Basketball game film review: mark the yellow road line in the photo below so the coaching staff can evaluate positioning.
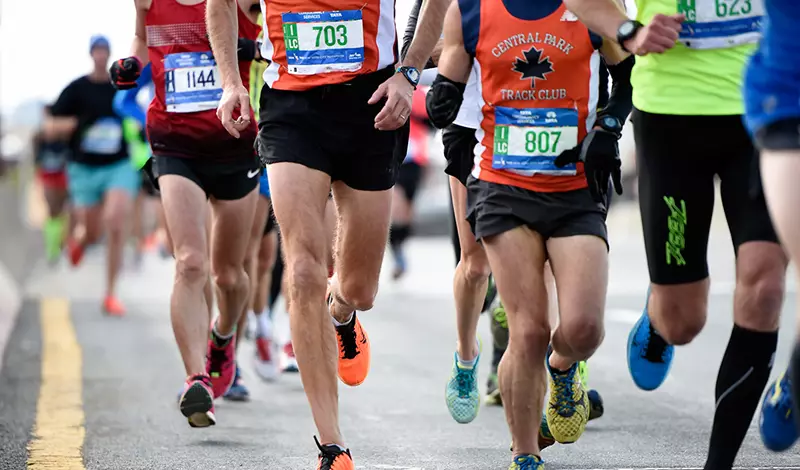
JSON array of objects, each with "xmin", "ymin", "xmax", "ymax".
[{"xmin": 28, "ymin": 298, "xmax": 85, "ymax": 469}]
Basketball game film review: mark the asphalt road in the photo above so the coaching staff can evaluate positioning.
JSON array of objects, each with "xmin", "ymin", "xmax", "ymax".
[{"xmin": 2, "ymin": 204, "xmax": 800, "ymax": 470}]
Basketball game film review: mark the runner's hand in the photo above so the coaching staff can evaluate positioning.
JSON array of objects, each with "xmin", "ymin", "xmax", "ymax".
[
  {"xmin": 217, "ymin": 84, "xmax": 251, "ymax": 139},
  {"xmin": 110, "ymin": 57, "xmax": 142, "ymax": 90},
  {"xmin": 369, "ymin": 73, "xmax": 414, "ymax": 131},
  {"xmin": 624, "ymin": 14, "xmax": 685, "ymax": 55},
  {"xmin": 554, "ymin": 128, "xmax": 622, "ymax": 203}
]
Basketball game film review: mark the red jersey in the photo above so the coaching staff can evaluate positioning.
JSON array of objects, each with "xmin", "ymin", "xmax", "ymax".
[
  {"xmin": 469, "ymin": 2, "xmax": 600, "ymax": 192},
  {"xmin": 258, "ymin": 0, "xmax": 398, "ymax": 91},
  {"xmin": 145, "ymin": 0, "xmax": 261, "ymax": 160}
]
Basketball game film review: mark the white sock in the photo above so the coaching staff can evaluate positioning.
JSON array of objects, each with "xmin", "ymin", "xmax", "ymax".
[
  {"xmin": 256, "ymin": 312, "xmax": 272, "ymax": 338},
  {"xmin": 331, "ymin": 311, "xmax": 354, "ymax": 327}
]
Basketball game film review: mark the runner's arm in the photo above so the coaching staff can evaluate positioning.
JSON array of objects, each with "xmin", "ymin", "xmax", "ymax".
[
  {"xmin": 131, "ymin": 0, "xmax": 151, "ymax": 65},
  {"xmin": 401, "ymin": 0, "xmax": 441, "ymax": 68},
  {"xmin": 401, "ymin": 0, "xmax": 450, "ymax": 71},
  {"xmin": 563, "ymin": 0, "xmax": 630, "ymax": 43},
  {"xmin": 207, "ymin": 0, "xmax": 244, "ymax": 88},
  {"xmin": 44, "ymin": 83, "xmax": 78, "ymax": 141},
  {"xmin": 425, "ymin": 1, "xmax": 470, "ymax": 129}
]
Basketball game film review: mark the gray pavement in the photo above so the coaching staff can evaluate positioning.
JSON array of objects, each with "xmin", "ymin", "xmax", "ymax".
[{"xmin": 2, "ymin": 203, "xmax": 800, "ymax": 469}]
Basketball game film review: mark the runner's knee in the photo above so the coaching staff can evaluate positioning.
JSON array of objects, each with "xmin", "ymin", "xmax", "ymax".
[
  {"xmin": 650, "ymin": 286, "xmax": 707, "ymax": 345},
  {"xmin": 734, "ymin": 248, "xmax": 785, "ymax": 330},
  {"xmin": 338, "ymin": 275, "xmax": 377, "ymax": 312},
  {"xmin": 174, "ymin": 247, "xmax": 208, "ymax": 285},
  {"xmin": 556, "ymin": 314, "xmax": 604, "ymax": 359},
  {"xmin": 287, "ymin": 254, "xmax": 328, "ymax": 306},
  {"xmin": 213, "ymin": 263, "xmax": 247, "ymax": 293},
  {"xmin": 459, "ymin": 245, "xmax": 490, "ymax": 285}
]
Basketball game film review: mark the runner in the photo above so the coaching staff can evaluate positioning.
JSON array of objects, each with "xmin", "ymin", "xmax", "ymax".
[
  {"xmin": 389, "ymin": 87, "xmax": 433, "ymax": 280},
  {"xmin": 34, "ymin": 105, "xmax": 70, "ymax": 264},
  {"xmin": 208, "ymin": 0, "xmax": 449, "ymax": 465},
  {"xmin": 624, "ymin": 0, "xmax": 789, "ymax": 468},
  {"xmin": 429, "ymin": 0, "xmax": 643, "ymax": 464},
  {"xmin": 112, "ymin": 0, "xmax": 262, "ymax": 427},
  {"xmin": 46, "ymin": 34, "xmax": 139, "ymax": 316},
  {"xmin": 744, "ymin": 0, "xmax": 800, "ymax": 452}
]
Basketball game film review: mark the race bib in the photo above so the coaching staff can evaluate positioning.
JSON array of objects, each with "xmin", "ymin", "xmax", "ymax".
[
  {"xmin": 282, "ymin": 10, "xmax": 365, "ymax": 75},
  {"xmin": 164, "ymin": 52, "xmax": 222, "ymax": 113},
  {"xmin": 492, "ymin": 107, "xmax": 579, "ymax": 175},
  {"xmin": 80, "ymin": 118, "xmax": 123, "ymax": 155},
  {"xmin": 677, "ymin": 0, "xmax": 764, "ymax": 49}
]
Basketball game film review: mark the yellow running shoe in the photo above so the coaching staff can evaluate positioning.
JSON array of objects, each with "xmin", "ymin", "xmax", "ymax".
[{"xmin": 545, "ymin": 351, "xmax": 590, "ymax": 443}]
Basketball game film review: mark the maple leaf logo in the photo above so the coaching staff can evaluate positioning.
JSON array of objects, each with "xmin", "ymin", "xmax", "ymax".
[{"xmin": 512, "ymin": 46, "xmax": 553, "ymax": 88}]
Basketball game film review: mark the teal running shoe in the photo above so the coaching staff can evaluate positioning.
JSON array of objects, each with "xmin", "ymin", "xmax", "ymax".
[{"xmin": 445, "ymin": 351, "xmax": 481, "ymax": 423}]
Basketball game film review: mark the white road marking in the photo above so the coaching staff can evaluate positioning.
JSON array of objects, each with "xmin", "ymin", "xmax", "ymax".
[{"xmin": 606, "ymin": 308, "xmax": 642, "ymax": 325}]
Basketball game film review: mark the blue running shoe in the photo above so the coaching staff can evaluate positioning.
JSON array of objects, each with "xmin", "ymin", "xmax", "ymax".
[
  {"xmin": 445, "ymin": 350, "xmax": 481, "ymax": 424},
  {"xmin": 508, "ymin": 454, "xmax": 544, "ymax": 470},
  {"xmin": 627, "ymin": 296, "xmax": 674, "ymax": 391},
  {"xmin": 760, "ymin": 371, "xmax": 798, "ymax": 452},
  {"xmin": 223, "ymin": 365, "xmax": 250, "ymax": 402}
]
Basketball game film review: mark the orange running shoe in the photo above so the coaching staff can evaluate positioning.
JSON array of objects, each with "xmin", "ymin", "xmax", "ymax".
[
  {"xmin": 315, "ymin": 437, "xmax": 354, "ymax": 470},
  {"xmin": 335, "ymin": 312, "xmax": 370, "ymax": 386},
  {"xmin": 103, "ymin": 295, "xmax": 126, "ymax": 316}
]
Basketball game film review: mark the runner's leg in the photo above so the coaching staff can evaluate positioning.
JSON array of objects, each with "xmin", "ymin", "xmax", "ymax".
[{"xmin": 269, "ymin": 162, "xmax": 339, "ymax": 444}]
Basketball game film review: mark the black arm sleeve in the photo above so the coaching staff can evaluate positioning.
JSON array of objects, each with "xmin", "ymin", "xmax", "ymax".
[
  {"xmin": 598, "ymin": 55, "xmax": 634, "ymax": 125},
  {"xmin": 50, "ymin": 81, "xmax": 78, "ymax": 117},
  {"xmin": 401, "ymin": 0, "xmax": 437, "ymax": 69}
]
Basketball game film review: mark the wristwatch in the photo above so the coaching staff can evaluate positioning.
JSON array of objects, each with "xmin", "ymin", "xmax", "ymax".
[
  {"xmin": 597, "ymin": 115, "xmax": 623, "ymax": 138},
  {"xmin": 616, "ymin": 20, "xmax": 644, "ymax": 53},
  {"xmin": 397, "ymin": 66, "xmax": 421, "ymax": 89}
]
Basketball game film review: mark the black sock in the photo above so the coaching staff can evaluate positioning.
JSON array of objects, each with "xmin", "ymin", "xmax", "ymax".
[
  {"xmin": 704, "ymin": 325, "xmax": 777, "ymax": 470},
  {"xmin": 790, "ymin": 341, "xmax": 800, "ymax": 429},
  {"xmin": 389, "ymin": 224, "xmax": 411, "ymax": 251}
]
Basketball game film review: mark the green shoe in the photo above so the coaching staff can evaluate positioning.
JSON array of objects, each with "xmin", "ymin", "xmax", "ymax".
[
  {"xmin": 509, "ymin": 454, "xmax": 544, "ymax": 470},
  {"xmin": 43, "ymin": 216, "xmax": 65, "ymax": 263},
  {"xmin": 491, "ymin": 302, "xmax": 509, "ymax": 350},
  {"xmin": 485, "ymin": 372, "xmax": 502, "ymax": 406}
]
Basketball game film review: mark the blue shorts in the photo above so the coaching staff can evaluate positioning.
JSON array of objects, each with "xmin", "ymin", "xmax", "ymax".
[
  {"xmin": 259, "ymin": 169, "xmax": 270, "ymax": 199},
  {"xmin": 66, "ymin": 159, "xmax": 139, "ymax": 208}
]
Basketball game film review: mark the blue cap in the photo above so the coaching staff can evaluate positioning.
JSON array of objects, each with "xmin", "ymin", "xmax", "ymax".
[{"xmin": 89, "ymin": 34, "xmax": 110, "ymax": 52}]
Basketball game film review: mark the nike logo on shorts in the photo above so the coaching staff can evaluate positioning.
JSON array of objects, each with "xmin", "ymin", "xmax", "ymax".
[{"xmin": 247, "ymin": 169, "xmax": 261, "ymax": 179}]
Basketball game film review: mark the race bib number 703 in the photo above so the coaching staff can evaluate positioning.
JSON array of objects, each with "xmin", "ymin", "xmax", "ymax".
[{"xmin": 282, "ymin": 10, "xmax": 365, "ymax": 75}]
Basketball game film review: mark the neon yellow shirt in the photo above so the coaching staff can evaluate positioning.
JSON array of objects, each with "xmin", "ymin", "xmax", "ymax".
[{"xmin": 632, "ymin": 0, "xmax": 757, "ymax": 116}]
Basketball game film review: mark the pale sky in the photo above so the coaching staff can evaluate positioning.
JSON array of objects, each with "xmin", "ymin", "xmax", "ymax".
[{"xmin": 0, "ymin": 0, "xmax": 635, "ymax": 115}]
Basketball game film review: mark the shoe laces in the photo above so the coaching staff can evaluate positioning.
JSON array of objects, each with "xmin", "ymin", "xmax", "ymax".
[
  {"xmin": 551, "ymin": 369, "xmax": 578, "ymax": 417},
  {"xmin": 455, "ymin": 364, "xmax": 476, "ymax": 398},
  {"xmin": 314, "ymin": 436, "xmax": 351, "ymax": 470},
  {"xmin": 512, "ymin": 454, "xmax": 543, "ymax": 469},
  {"xmin": 336, "ymin": 318, "xmax": 359, "ymax": 360},
  {"xmin": 774, "ymin": 375, "xmax": 795, "ymax": 417},
  {"xmin": 643, "ymin": 323, "xmax": 669, "ymax": 363}
]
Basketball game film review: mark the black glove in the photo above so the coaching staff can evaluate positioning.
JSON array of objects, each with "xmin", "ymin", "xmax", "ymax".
[
  {"xmin": 110, "ymin": 57, "xmax": 142, "ymax": 90},
  {"xmin": 554, "ymin": 128, "xmax": 622, "ymax": 203},
  {"xmin": 426, "ymin": 74, "xmax": 466, "ymax": 129},
  {"xmin": 237, "ymin": 38, "xmax": 259, "ymax": 62}
]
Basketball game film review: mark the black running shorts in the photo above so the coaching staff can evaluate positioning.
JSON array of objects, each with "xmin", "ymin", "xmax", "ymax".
[
  {"xmin": 442, "ymin": 124, "xmax": 477, "ymax": 186},
  {"xmin": 465, "ymin": 176, "xmax": 608, "ymax": 247},
  {"xmin": 755, "ymin": 117, "xmax": 800, "ymax": 151},
  {"xmin": 155, "ymin": 155, "xmax": 259, "ymax": 201},
  {"xmin": 633, "ymin": 109, "xmax": 778, "ymax": 285},
  {"xmin": 257, "ymin": 67, "xmax": 408, "ymax": 192}
]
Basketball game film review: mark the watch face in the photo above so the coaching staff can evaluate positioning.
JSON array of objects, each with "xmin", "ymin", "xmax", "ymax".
[
  {"xmin": 619, "ymin": 21, "xmax": 634, "ymax": 36},
  {"xmin": 408, "ymin": 68, "xmax": 420, "ymax": 82},
  {"xmin": 603, "ymin": 116, "xmax": 618, "ymax": 128}
]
